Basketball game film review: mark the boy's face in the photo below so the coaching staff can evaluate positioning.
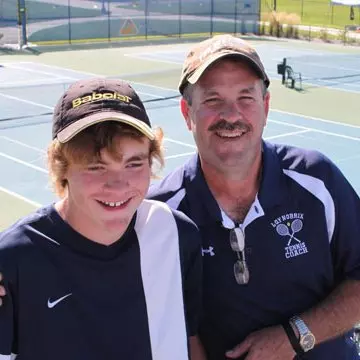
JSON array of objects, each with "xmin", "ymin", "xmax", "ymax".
[{"xmin": 64, "ymin": 135, "xmax": 151, "ymax": 241}]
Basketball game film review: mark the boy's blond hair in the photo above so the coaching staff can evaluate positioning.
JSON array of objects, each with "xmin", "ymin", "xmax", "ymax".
[{"xmin": 47, "ymin": 122, "xmax": 164, "ymax": 198}]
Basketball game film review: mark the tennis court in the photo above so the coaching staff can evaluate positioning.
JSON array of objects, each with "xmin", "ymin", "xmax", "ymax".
[{"xmin": 0, "ymin": 39, "xmax": 359, "ymax": 229}]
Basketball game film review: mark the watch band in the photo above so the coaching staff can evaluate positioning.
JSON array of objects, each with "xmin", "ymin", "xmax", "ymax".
[
  {"xmin": 291, "ymin": 316, "xmax": 309, "ymax": 337},
  {"xmin": 283, "ymin": 321, "xmax": 304, "ymax": 358}
]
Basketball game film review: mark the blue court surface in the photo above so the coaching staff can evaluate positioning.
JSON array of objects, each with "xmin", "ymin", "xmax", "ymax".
[
  {"xmin": 0, "ymin": 60, "xmax": 359, "ymax": 209},
  {"xmin": 125, "ymin": 43, "xmax": 360, "ymax": 93}
]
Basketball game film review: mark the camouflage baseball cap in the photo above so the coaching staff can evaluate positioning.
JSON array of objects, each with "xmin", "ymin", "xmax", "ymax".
[{"xmin": 178, "ymin": 34, "xmax": 270, "ymax": 94}]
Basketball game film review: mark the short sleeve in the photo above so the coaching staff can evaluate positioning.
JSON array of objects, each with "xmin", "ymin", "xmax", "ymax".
[{"xmin": 328, "ymin": 164, "xmax": 360, "ymax": 281}]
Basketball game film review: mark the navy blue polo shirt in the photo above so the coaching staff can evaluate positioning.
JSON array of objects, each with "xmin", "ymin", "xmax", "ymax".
[
  {"xmin": 0, "ymin": 200, "xmax": 202, "ymax": 360},
  {"xmin": 148, "ymin": 140, "xmax": 360, "ymax": 360}
]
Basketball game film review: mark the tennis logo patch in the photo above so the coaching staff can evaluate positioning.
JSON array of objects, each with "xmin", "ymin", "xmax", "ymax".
[{"xmin": 271, "ymin": 213, "xmax": 308, "ymax": 259}]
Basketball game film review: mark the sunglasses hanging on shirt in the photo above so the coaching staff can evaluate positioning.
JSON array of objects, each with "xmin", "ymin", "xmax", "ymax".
[{"xmin": 229, "ymin": 227, "xmax": 250, "ymax": 285}]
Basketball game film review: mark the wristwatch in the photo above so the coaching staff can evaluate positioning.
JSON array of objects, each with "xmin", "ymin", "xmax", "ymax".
[{"xmin": 290, "ymin": 316, "xmax": 316, "ymax": 353}]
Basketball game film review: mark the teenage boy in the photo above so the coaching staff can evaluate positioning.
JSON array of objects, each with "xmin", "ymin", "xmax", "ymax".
[{"xmin": 0, "ymin": 78, "xmax": 204, "ymax": 360}]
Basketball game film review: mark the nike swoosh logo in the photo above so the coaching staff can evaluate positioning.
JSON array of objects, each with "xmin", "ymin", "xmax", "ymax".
[{"xmin": 47, "ymin": 293, "xmax": 72, "ymax": 309}]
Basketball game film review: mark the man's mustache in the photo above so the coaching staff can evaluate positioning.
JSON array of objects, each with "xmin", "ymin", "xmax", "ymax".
[{"xmin": 208, "ymin": 120, "xmax": 250, "ymax": 132}]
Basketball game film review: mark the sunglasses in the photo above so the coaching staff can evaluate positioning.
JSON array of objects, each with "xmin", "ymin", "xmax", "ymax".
[{"xmin": 229, "ymin": 227, "xmax": 250, "ymax": 285}]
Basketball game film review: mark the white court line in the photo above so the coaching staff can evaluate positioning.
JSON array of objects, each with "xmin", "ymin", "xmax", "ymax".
[
  {"xmin": 265, "ymin": 129, "xmax": 311, "ymax": 140},
  {"xmin": 164, "ymin": 137, "xmax": 196, "ymax": 149},
  {"xmin": 5, "ymin": 63, "xmax": 75, "ymax": 80},
  {"xmin": 165, "ymin": 151, "xmax": 195, "ymax": 159},
  {"xmin": 271, "ymin": 109, "xmax": 360, "ymax": 129},
  {"xmin": 0, "ymin": 92, "xmax": 53, "ymax": 110},
  {"xmin": 0, "ymin": 151, "xmax": 48, "ymax": 173},
  {"xmin": 0, "ymin": 185, "xmax": 41, "ymax": 208},
  {"xmin": 2, "ymin": 78, "xmax": 74, "ymax": 87},
  {"xmin": 292, "ymin": 61, "xmax": 360, "ymax": 73},
  {"xmin": 336, "ymin": 153, "xmax": 360, "ymax": 164},
  {"xmin": 305, "ymin": 78, "xmax": 360, "ymax": 90},
  {"xmin": 124, "ymin": 53, "xmax": 183, "ymax": 66},
  {"xmin": 268, "ymin": 119, "xmax": 360, "ymax": 142},
  {"xmin": 0, "ymin": 136, "xmax": 46, "ymax": 153},
  {"xmin": 298, "ymin": 80, "xmax": 360, "ymax": 94},
  {"xmin": 18, "ymin": 62, "xmax": 102, "ymax": 77}
]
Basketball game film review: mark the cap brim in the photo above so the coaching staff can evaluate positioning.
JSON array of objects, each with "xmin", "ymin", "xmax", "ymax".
[
  {"xmin": 56, "ymin": 111, "xmax": 155, "ymax": 143},
  {"xmin": 187, "ymin": 51, "xmax": 269, "ymax": 87}
]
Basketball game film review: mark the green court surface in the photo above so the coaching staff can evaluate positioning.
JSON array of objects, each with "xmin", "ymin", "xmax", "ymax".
[{"xmin": 0, "ymin": 38, "xmax": 359, "ymax": 230}]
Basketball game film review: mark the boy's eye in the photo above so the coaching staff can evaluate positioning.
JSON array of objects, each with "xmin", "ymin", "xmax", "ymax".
[
  {"xmin": 240, "ymin": 96, "xmax": 253, "ymax": 101},
  {"xmin": 87, "ymin": 165, "xmax": 105, "ymax": 172}
]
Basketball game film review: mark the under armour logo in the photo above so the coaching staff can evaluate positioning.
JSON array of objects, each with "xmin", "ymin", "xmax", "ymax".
[{"xmin": 202, "ymin": 246, "xmax": 215, "ymax": 256}]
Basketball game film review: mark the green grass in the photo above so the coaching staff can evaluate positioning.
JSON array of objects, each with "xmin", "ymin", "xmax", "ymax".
[{"xmin": 261, "ymin": 0, "xmax": 360, "ymax": 28}]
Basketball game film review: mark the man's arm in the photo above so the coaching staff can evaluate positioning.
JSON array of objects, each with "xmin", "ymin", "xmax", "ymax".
[
  {"xmin": 301, "ymin": 279, "xmax": 360, "ymax": 343},
  {"xmin": 226, "ymin": 279, "xmax": 360, "ymax": 359}
]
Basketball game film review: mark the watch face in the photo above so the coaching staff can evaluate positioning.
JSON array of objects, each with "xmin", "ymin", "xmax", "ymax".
[{"xmin": 300, "ymin": 333, "xmax": 316, "ymax": 351}]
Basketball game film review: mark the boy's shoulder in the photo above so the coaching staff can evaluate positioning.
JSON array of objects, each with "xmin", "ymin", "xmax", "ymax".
[{"xmin": 0, "ymin": 205, "xmax": 53, "ymax": 254}]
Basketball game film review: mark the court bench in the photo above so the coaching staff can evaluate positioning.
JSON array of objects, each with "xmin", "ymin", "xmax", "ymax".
[{"xmin": 277, "ymin": 58, "xmax": 302, "ymax": 90}]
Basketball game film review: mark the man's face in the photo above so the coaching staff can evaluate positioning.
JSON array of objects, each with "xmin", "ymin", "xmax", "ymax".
[
  {"xmin": 65, "ymin": 135, "xmax": 151, "ymax": 239},
  {"xmin": 181, "ymin": 58, "xmax": 270, "ymax": 172}
]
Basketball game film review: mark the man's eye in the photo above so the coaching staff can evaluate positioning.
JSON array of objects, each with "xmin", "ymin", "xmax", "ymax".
[
  {"xmin": 127, "ymin": 162, "xmax": 143, "ymax": 168},
  {"xmin": 204, "ymin": 98, "xmax": 221, "ymax": 104}
]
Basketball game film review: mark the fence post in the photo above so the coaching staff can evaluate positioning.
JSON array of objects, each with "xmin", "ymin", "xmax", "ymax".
[
  {"xmin": 17, "ymin": 0, "xmax": 27, "ymax": 47},
  {"xmin": 178, "ymin": 0, "xmax": 182, "ymax": 38},
  {"xmin": 107, "ymin": 0, "xmax": 111, "ymax": 42},
  {"xmin": 145, "ymin": 0, "xmax": 149, "ymax": 40},
  {"xmin": 210, "ymin": 0, "xmax": 214, "ymax": 36},
  {"xmin": 234, "ymin": 0, "xmax": 238, "ymax": 35},
  {"xmin": 67, "ymin": 0, "xmax": 72, "ymax": 44}
]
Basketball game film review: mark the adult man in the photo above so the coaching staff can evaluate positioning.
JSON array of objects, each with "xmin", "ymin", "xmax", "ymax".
[
  {"xmin": 148, "ymin": 35, "xmax": 360, "ymax": 359},
  {"xmin": 0, "ymin": 78, "xmax": 204, "ymax": 360}
]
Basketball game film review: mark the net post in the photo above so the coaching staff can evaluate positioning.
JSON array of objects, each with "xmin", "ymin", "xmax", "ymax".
[
  {"xmin": 282, "ymin": 58, "xmax": 287, "ymax": 84},
  {"xmin": 17, "ymin": 0, "xmax": 27, "ymax": 47}
]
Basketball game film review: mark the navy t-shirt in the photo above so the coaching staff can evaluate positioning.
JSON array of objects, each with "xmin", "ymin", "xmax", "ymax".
[
  {"xmin": 148, "ymin": 141, "xmax": 360, "ymax": 360},
  {"xmin": 0, "ymin": 199, "xmax": 202, "ymax": 360}
]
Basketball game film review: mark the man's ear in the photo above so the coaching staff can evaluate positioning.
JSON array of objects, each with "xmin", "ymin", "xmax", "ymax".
[
  {"xmin": 264, "ymin": 91, "xmax": 270, "ymax": 126},
  {"xmin": 180, "ymin": 97, "xmax": 192, "ymax": 131}
]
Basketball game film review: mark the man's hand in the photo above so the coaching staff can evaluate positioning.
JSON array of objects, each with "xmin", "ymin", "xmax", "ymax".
[
  {"xmin": 0, "ymin": 273, "xmax": 6, "ymax": 306},
  {"xmin": 225, "ymin": 325, "xmax": 296, "ymax": 360}
]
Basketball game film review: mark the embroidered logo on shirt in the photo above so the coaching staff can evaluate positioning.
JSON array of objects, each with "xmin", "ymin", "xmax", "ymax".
[
  {"xmin": 47, "ymin": 293, "xmax": 72, "ymax": 309},
  {"xmin": 271, "ymin": 213, "xmax": 308, "ymax": 259},
  {"xmin": 202, "ymin": 246, "xmax": 215, "ymax": 257}
]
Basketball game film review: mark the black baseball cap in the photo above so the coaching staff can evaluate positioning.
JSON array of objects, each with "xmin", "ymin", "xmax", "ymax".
[{"xmin": 52, "ymin": 78, "xmax": 154, "ymax": 143}]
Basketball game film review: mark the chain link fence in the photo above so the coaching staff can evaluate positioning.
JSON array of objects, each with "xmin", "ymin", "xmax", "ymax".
[
  {"xmin": 1, "ymin": 0, "xmax": 358, "ymax": 48},
  {"xmin": 0, "ymin": 0, "xmax": 260, "ymax": 46}
]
